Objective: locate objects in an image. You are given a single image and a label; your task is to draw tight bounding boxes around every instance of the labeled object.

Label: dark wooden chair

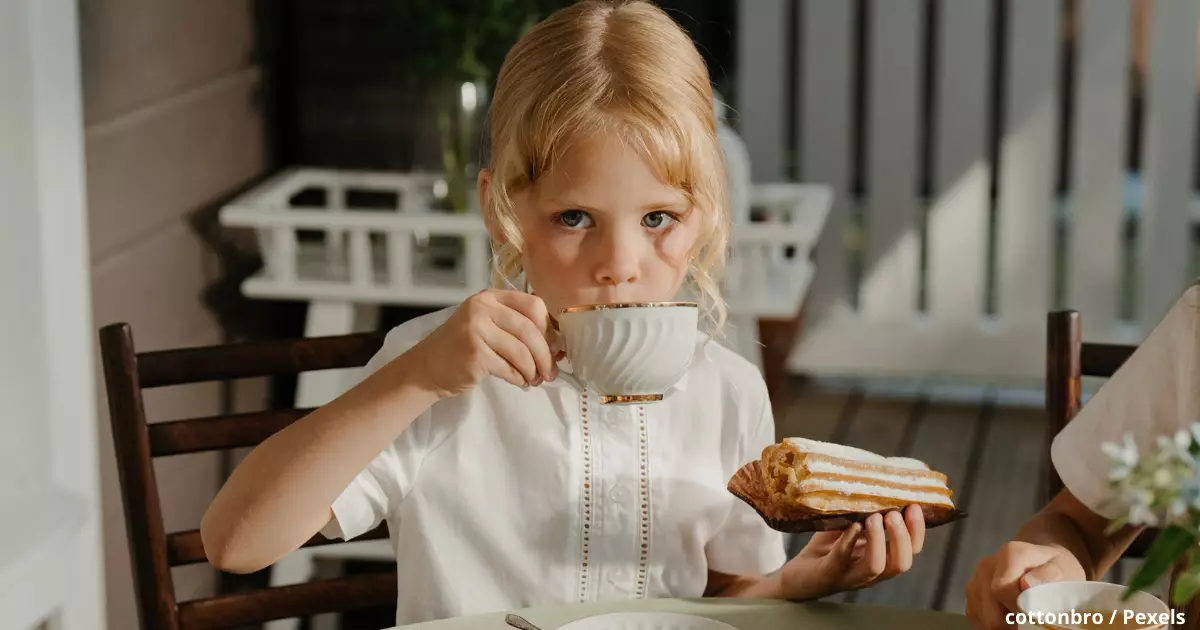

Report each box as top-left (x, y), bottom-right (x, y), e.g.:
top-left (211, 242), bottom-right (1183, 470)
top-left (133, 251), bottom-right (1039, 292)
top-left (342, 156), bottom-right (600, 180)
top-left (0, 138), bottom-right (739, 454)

top-left (98, 323), bottom-right (396, 630)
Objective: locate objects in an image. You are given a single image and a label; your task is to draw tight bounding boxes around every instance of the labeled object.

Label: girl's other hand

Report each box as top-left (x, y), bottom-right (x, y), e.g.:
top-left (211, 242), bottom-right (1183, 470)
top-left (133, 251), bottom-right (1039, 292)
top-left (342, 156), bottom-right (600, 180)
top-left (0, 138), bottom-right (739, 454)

top-left (779, 504), bottom-right (927, 600)
top-left (404, 289), bottom-right (562, 399)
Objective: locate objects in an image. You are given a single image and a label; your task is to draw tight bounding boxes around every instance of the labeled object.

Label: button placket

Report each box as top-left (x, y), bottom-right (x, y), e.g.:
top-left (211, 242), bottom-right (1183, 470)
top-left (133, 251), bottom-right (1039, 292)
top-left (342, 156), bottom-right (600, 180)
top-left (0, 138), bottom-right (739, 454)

top-left (591, 402), bottom-right (644, 597)
top-left (634, 404), bottom-right (651, 598)
top-left (576, 387), bottom-right (594, 603)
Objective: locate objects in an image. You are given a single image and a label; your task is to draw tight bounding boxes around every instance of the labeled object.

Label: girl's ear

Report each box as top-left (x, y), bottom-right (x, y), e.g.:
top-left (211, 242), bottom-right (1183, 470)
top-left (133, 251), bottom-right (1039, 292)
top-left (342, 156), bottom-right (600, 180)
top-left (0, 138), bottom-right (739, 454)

top-left (477, 168), bottom-right (491, 212)
top-left (478, 168), bottom-right (505, 245)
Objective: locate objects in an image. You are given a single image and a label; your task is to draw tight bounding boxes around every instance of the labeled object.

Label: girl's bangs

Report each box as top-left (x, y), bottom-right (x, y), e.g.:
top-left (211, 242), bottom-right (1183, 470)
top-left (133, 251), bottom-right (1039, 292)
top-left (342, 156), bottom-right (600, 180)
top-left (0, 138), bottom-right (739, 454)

top-left (519, 105), bottom-right (709, 204)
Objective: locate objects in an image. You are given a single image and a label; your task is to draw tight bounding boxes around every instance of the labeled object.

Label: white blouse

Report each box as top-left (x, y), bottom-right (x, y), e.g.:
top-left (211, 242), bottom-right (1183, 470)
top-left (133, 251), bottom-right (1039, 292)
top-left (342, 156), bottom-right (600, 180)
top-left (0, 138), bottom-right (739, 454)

top-left (321, 306), bottom-right (787, 626)
top-left (1052, 284), bottom-right (1200, 519)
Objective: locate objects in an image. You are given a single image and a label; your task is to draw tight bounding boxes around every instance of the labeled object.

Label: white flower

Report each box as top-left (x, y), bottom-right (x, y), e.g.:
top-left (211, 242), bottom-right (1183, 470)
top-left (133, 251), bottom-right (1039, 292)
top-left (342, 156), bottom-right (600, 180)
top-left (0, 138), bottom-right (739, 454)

top-left (1129, 502), bottom-right (1159, 527)
top-left (1177, 429), bottom-right (1193, 451)
top-left (1156, 468), bottom-right (1175, 488)
top-left (1103, 434), bottom-right (1140, 469)
top-left (1124, 488), bottom-right (1158, 526)
top-left (1104, 424), bottom-right (1200, 528)
top-left (1159, 430), bottom-right (1195, 462)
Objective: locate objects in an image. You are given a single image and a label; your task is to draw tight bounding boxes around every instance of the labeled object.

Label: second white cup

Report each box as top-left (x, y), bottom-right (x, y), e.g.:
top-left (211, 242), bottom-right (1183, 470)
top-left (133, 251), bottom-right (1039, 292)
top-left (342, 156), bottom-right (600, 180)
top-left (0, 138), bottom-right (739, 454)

top-left (1015, 581), bottom-right (1172, 629)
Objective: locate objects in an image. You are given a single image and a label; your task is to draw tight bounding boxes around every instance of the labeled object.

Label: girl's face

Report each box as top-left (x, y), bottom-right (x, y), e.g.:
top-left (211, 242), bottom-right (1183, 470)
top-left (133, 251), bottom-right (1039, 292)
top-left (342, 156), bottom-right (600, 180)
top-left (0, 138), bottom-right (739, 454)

top-left (484, 134), bottom-right (701, 315)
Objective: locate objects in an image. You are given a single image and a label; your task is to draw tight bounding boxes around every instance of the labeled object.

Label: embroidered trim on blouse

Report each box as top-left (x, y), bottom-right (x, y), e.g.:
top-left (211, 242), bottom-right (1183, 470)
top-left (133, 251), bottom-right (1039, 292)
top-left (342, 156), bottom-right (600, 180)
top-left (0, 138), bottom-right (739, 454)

top-left (635, 404), bottom-right (651, 598)
top-left (577, 386), bottom-right (594, 603)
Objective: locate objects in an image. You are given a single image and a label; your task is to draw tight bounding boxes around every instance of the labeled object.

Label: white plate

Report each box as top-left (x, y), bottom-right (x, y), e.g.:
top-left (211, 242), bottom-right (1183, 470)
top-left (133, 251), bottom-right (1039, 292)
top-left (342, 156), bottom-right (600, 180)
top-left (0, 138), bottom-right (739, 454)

top-left (556, 612), bottom-right (738, 630)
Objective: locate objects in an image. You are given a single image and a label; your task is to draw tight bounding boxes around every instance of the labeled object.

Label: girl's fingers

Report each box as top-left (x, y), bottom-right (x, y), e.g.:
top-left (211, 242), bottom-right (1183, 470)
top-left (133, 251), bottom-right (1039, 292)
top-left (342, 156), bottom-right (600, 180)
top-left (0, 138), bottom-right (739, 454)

top-left (491, 290), bottom-right (562, 359)
top-left (905, 504), bottom-right (926, 555)
top-left (490, 303), bottom-right (557, 381)
top-left (824, 523), bottom-right (862, 576)
top-left (808, 530), bottom-right (846, 549)
top-left (883, 511), bottom-right (913, 578)
top-left (480, 320), bottom-right (539, 386)
top-left (480, 343), bottom-right (530, 389)
top-left (838, 523), bottom-right (863, 555)
top-left (848, 514), bottom-right (888, 585)
top-left (491, 290), bottom-right (553, 336)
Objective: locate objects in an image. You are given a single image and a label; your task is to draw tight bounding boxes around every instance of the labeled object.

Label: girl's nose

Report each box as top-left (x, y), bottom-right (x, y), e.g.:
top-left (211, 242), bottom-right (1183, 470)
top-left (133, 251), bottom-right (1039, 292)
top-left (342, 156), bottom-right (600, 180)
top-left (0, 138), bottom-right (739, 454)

top-left (594, 230), bottom-right (640, 286)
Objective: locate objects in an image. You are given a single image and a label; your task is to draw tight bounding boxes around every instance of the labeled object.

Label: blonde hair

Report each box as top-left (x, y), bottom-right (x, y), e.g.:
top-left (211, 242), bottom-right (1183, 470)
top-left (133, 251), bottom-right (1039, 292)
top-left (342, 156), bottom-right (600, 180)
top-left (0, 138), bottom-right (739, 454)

top-left (483, 0), bottom-right (730, 334)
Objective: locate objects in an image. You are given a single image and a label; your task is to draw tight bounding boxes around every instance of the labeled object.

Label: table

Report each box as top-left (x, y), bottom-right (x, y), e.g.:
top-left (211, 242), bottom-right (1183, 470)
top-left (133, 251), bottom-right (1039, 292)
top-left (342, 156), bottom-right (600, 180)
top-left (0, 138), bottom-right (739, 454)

top-left (393, 598), bottom-right (971, 629)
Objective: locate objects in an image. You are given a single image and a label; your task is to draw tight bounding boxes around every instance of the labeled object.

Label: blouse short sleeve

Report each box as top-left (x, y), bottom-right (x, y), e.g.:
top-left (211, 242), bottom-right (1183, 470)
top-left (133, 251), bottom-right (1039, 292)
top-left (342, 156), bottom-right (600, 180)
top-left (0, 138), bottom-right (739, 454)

top-left (320, 321), bottom-right (439, 540)
top-left (1051, 284), bottom-right (1200, 519)
top-left (704, 379), bottom-right (788, 575)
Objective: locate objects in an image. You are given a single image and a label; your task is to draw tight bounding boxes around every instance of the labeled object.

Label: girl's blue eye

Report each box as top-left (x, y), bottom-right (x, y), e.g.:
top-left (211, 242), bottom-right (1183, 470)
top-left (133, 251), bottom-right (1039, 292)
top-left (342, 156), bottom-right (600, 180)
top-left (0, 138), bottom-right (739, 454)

top-left (556, 209), bottom-right (593, 229)
top-left (642, 211), bottom-right (675, 229)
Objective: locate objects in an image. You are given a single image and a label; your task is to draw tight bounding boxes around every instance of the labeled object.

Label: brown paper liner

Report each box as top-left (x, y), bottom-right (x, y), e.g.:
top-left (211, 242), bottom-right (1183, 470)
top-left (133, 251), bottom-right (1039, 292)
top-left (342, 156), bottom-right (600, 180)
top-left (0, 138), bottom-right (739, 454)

top-left (727, 461), bottom-right (968, 533)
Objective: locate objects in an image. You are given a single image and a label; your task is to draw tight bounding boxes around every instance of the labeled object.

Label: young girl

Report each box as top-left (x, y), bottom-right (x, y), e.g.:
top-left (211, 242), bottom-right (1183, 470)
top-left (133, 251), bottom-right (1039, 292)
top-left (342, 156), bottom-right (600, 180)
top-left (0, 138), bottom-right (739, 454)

top-left (201, 1), bottom-right (926, 625)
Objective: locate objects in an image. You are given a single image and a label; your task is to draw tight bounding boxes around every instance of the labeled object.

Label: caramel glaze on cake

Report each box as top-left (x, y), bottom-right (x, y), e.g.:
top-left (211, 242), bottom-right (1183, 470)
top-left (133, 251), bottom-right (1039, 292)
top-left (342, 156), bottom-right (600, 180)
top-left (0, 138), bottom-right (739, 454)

top-left (761, 436), bottom-right (955, 516)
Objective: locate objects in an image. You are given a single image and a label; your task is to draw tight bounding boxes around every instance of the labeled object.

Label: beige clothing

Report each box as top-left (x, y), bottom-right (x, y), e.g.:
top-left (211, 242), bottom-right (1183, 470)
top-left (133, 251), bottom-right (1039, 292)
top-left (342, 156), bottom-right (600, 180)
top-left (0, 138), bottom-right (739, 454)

top-left (1051, 284), bottom-right (1200, 519)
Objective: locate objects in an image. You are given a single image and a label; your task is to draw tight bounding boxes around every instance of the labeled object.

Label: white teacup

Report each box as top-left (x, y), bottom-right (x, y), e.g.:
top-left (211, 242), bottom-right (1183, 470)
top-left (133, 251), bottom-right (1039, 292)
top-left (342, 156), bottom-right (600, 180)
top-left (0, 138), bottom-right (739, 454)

top-left (555, 302), bottom-right (698, 404)
top-left (1016, 581), bottom-right (1172, 629)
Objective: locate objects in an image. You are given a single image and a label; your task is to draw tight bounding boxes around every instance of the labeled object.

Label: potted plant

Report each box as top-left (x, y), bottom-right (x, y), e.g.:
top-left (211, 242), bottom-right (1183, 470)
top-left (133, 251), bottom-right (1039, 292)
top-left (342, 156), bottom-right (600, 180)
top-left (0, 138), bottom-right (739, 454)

top-left (398, 0), bottom-right (561, 213)
top-left (384, 1), bottom-right (560, 271)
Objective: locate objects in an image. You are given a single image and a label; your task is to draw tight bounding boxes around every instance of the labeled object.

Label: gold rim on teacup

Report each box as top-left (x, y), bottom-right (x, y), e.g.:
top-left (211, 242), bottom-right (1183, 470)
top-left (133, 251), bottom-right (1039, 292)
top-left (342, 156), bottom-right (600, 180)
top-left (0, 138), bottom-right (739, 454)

top-left (558, 301), bottom-right (698, 314)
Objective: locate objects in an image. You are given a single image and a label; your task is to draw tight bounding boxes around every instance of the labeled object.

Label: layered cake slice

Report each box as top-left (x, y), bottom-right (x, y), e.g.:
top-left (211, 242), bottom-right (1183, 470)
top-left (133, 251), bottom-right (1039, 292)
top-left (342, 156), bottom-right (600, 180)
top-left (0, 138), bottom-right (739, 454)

top-left (761, 436), bottom-right (955, 515)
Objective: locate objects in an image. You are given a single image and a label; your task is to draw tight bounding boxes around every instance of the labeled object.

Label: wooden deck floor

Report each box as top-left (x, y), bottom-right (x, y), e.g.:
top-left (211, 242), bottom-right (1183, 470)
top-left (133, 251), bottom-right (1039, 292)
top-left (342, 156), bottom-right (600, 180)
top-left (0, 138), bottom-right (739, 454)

top-left (778, 378), bottom-right (1155, 614)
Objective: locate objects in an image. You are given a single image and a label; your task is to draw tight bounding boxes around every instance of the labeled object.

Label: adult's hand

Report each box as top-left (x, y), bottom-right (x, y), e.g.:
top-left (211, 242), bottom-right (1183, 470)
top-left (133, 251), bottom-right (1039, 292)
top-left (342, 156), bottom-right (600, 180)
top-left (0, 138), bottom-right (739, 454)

top-left (966, 541), bottom-right (1087, 629)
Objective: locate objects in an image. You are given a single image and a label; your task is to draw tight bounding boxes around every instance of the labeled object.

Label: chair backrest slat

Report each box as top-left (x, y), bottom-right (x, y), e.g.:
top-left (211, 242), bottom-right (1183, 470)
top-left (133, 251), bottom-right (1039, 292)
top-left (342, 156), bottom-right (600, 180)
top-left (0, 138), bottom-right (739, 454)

top-left (98, 322), bottom-right (396, 630)
top-left (136, 331), bottom-right (385, 388)
top-left (177, 573), bottom-right (396, 630)
top-left (148, 408), bottom-right (315, 457)
top-left (1079, 343), bottom-right (1136, 379)
top-left (1045, 310), bottom-right (1143, 556)
top-left (166, 524), bottom-right (389, 566)
top-left (1045, 311), bottom-right (1082, 503)
top-left (99, 324), bottom-right (182, 630)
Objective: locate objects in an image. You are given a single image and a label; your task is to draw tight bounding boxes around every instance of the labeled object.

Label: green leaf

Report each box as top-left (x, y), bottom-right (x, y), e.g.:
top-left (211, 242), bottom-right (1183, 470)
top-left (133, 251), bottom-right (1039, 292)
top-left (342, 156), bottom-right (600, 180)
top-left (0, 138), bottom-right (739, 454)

top-left (1125, 525), bottom-right (1198, 601)
top-left (1172, 561), bottom-right (1200, 605)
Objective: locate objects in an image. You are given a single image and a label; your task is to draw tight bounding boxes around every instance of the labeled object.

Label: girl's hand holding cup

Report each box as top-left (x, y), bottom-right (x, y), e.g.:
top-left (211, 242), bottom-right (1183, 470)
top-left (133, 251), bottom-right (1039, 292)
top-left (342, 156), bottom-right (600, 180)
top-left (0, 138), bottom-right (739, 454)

top-left (405, 289), bottom-right (562, 399)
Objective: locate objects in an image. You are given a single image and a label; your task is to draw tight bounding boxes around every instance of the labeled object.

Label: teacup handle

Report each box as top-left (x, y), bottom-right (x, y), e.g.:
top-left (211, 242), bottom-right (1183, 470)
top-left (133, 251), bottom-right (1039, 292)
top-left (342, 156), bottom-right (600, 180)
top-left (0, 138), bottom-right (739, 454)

top-left (554, 368), bottom-right (584, 391)
top-left (547, 316), bottom-right (581, 390)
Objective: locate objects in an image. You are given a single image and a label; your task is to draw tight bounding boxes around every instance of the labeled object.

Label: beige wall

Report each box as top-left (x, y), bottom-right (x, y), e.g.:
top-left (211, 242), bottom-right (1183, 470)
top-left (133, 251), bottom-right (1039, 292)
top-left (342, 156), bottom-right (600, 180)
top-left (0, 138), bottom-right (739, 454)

top-left (80, 1), bottom-right (272, 628)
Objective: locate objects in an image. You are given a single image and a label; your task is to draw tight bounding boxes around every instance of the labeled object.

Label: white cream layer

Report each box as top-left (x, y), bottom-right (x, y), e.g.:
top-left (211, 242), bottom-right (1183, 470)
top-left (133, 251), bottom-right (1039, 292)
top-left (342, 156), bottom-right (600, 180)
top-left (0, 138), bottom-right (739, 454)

top-left (783, 437), bottom-right (930, 470)
top-left (804, 460), bottom-right (947, 489)
top-left (796, 479), bottom-right (954, 507)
